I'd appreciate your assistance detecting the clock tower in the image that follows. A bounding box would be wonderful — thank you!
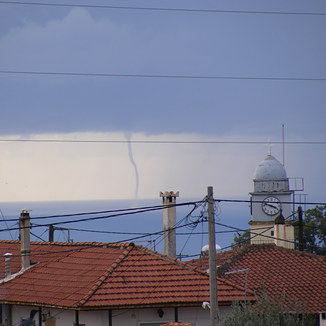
[249,154,294,248]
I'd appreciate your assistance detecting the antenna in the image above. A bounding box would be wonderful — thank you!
[282,124,285,166]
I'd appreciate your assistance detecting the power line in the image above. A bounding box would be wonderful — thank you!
[216,199,326,206]
[0,138,325,145]
[2,219,206,258]
[31,201,198,219]
[1,1,326,16]
[0,199,324,225]
[67,226,249,236]
[0,208,14,240]
[218,210,324,252]
[0,207,176,230]
[1,202,324,258]
[1,70,326,82]
[0,199,323,255]
[0,201,202,224]
[4,217,323,259]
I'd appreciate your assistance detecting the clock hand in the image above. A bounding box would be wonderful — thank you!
[265,203,279,208]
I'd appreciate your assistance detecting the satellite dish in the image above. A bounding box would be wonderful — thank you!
[201,244,221,256]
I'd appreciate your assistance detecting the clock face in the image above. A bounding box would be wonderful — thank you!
[262,196,281,216]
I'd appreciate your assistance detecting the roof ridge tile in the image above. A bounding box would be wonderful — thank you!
[136,244,254,297]
[29,241,129,247]
[136,245,210,276]
[217,244,325,275]
[77,243,135,307]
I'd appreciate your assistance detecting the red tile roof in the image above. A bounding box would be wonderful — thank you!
[0,241,254,310]
[190,244,326,313]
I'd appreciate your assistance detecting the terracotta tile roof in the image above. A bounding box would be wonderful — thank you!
[190,244,326,313]
[0,241,254,310]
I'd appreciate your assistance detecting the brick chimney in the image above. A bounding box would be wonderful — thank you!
[19,210,31,269]
[160,191,179,258]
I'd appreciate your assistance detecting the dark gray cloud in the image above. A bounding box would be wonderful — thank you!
[0,3,325,139]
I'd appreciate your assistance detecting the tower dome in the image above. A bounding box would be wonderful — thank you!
[254,154,287,181]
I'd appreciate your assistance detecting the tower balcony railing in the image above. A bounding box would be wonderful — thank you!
[251,239,295,249]
[251,239,274,245]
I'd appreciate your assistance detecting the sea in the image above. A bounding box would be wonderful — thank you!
[0,198,251,260]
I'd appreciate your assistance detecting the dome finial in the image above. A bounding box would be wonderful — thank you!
[267,138,274,156]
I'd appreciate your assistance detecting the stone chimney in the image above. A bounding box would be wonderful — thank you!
[160,191,179,258]
[19,210,31,269]
[4,253,12,277]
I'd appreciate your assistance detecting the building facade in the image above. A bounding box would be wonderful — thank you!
[249,154,295,248]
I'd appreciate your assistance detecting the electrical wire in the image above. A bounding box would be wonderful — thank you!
[3,220,206,259]
[64,225,260,236]
[0,199,324,232]
[216,210,320,252]
[30,231,46,242]
[0,208,14,240]
[51,201,208,312]
[0,139,325,145]
[2,215,324,259]
[216,198,326,206]
[1,70,326,82]
[1,200,324,255]
[0,195,322,310]
[1,1,326,16]
[30,201,198,219]
[148,201,205,254]
[0,200,203,224]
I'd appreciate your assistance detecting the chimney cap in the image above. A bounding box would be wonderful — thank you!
[275,210,285,225]
[160,191,179,197]
[19,208,32,213]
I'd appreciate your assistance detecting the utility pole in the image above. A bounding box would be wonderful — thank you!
[49,224,55,242]
[298,206,304,251]
[207,186,218,326]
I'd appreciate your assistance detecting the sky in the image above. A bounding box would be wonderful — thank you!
[0,0,326,207]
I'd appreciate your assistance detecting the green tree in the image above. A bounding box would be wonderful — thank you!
[300,205,326,255]
[222,293,318,326]
[231,206,326,254]
[231,231,250,248]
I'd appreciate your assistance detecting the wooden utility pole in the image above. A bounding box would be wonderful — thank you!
[49,224,55,242]
[207,186,218,326]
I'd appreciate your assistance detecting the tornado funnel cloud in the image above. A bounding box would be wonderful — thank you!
[125,133,139,199]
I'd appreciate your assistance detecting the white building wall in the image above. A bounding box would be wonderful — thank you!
[12,306,108,326]
[320,312,326,326]
[11,305,231,326]
[249,221,275,245]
